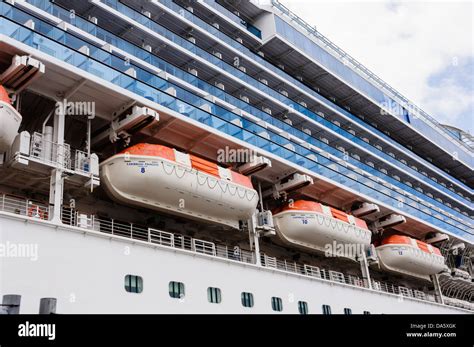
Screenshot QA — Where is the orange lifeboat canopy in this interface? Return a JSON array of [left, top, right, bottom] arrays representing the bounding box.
[[375, 234, 445, 277], [271, 199, 372, 257], [120, 143, 253, 188], [274, 200, 368, 230], [0, 85, 11, 105], [101, 143, 259, 229], [381, 235, 441, 255]]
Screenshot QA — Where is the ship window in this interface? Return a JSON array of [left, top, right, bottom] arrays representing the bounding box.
[[322, 304, 332, 315], [241, 292, 254, 308], [271, 297, 283, 312], [363, 311, 371, 315], [298, 301, 309, 314], [207, 287, 222, 304], [169, 281, 185, 299], [344, 308, 352, 315], [124, 275, 143, 294]]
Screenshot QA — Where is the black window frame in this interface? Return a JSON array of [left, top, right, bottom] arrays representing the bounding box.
[[124, 274, 143, 294], [207, 287, 222, 304], [169, 281, 185, 299], [322, 304, 332, 315], [271, 297, 283, 312], [298, 301, 309, 314], [241, 292, 254, 308]]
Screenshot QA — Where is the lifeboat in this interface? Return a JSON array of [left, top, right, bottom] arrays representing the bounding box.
[[272, 200, 372, 257], [100, 143, 259, 228], [376, 235, 445, 278], [0, 85, 22, 153]]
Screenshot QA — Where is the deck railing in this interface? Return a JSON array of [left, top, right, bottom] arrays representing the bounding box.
[[0, 192, 472, 310]]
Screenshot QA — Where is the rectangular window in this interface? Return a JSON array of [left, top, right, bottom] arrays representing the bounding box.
[[298, 301, 309, 314], [322, 304, 332, 315], [271, 297, 283, 312], [207, 287, 222, 304], [124, 275, 143, 293], [241, 292, 254, 308], [169, 281, 185, 299], [344, 308, 352, 315], [363, 311, 371, 315]]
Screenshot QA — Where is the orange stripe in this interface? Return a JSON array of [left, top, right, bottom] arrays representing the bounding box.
[[0, 85, 10, 105], [330, 207, 349, 223], [120, 144, 254, 189], [355, 218, 368, 229], [381, 235, 412, 246], [274, 200, 323, 215], [120, 143, 175, 161], [230, 171, 253, 189], [190, 155, 220, 177], [381, 235, 442, 255]]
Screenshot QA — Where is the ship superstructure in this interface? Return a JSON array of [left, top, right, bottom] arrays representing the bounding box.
[[0, 0, 472, 314]]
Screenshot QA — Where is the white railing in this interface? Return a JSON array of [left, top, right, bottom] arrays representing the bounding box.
[[29, 132, 93, 174], [0, 192, 471, 310], [0, 193, 49, 221], [258, 252, 471, 308], [30, 132, 71, 169], [59, 206, 255, 265]]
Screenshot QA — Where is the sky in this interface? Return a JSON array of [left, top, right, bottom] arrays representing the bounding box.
[[276, 0, 474, 134]]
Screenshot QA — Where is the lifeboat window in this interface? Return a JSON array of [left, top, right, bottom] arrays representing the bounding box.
[[169, 281, 185, 299], [363, 311, 371, 315], [207, 287, 222, 304], [344, 308, 352, 315], [298, 301, 309, 315], [271, 297, 283, 312], [241, 292, 254, 308], [124, 275, 143, 294], [322, 304, 332, 315]]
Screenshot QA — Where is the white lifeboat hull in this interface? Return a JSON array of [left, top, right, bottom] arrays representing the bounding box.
[[0, 101, 22, 153], [376, 244, 445, 278], [273, 210, 372, 257], [100, 153, 259, 228]]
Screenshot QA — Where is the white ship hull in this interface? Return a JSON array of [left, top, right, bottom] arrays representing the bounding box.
[[0, 212, 467, 314]]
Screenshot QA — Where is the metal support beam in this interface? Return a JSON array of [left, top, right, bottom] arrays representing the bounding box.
[[61, 78, 87, 99], [359, 252, 372, 289], [184, 132, 212, 151], [249, 214, 261, 266], [431, 274, 445, 305], [49, 110, 65, 223]]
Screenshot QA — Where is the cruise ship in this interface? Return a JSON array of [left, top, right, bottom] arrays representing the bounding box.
[[0, 0, 472, 315]]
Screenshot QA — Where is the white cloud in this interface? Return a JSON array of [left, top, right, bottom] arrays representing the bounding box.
[[279, 0, 474, 133]]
